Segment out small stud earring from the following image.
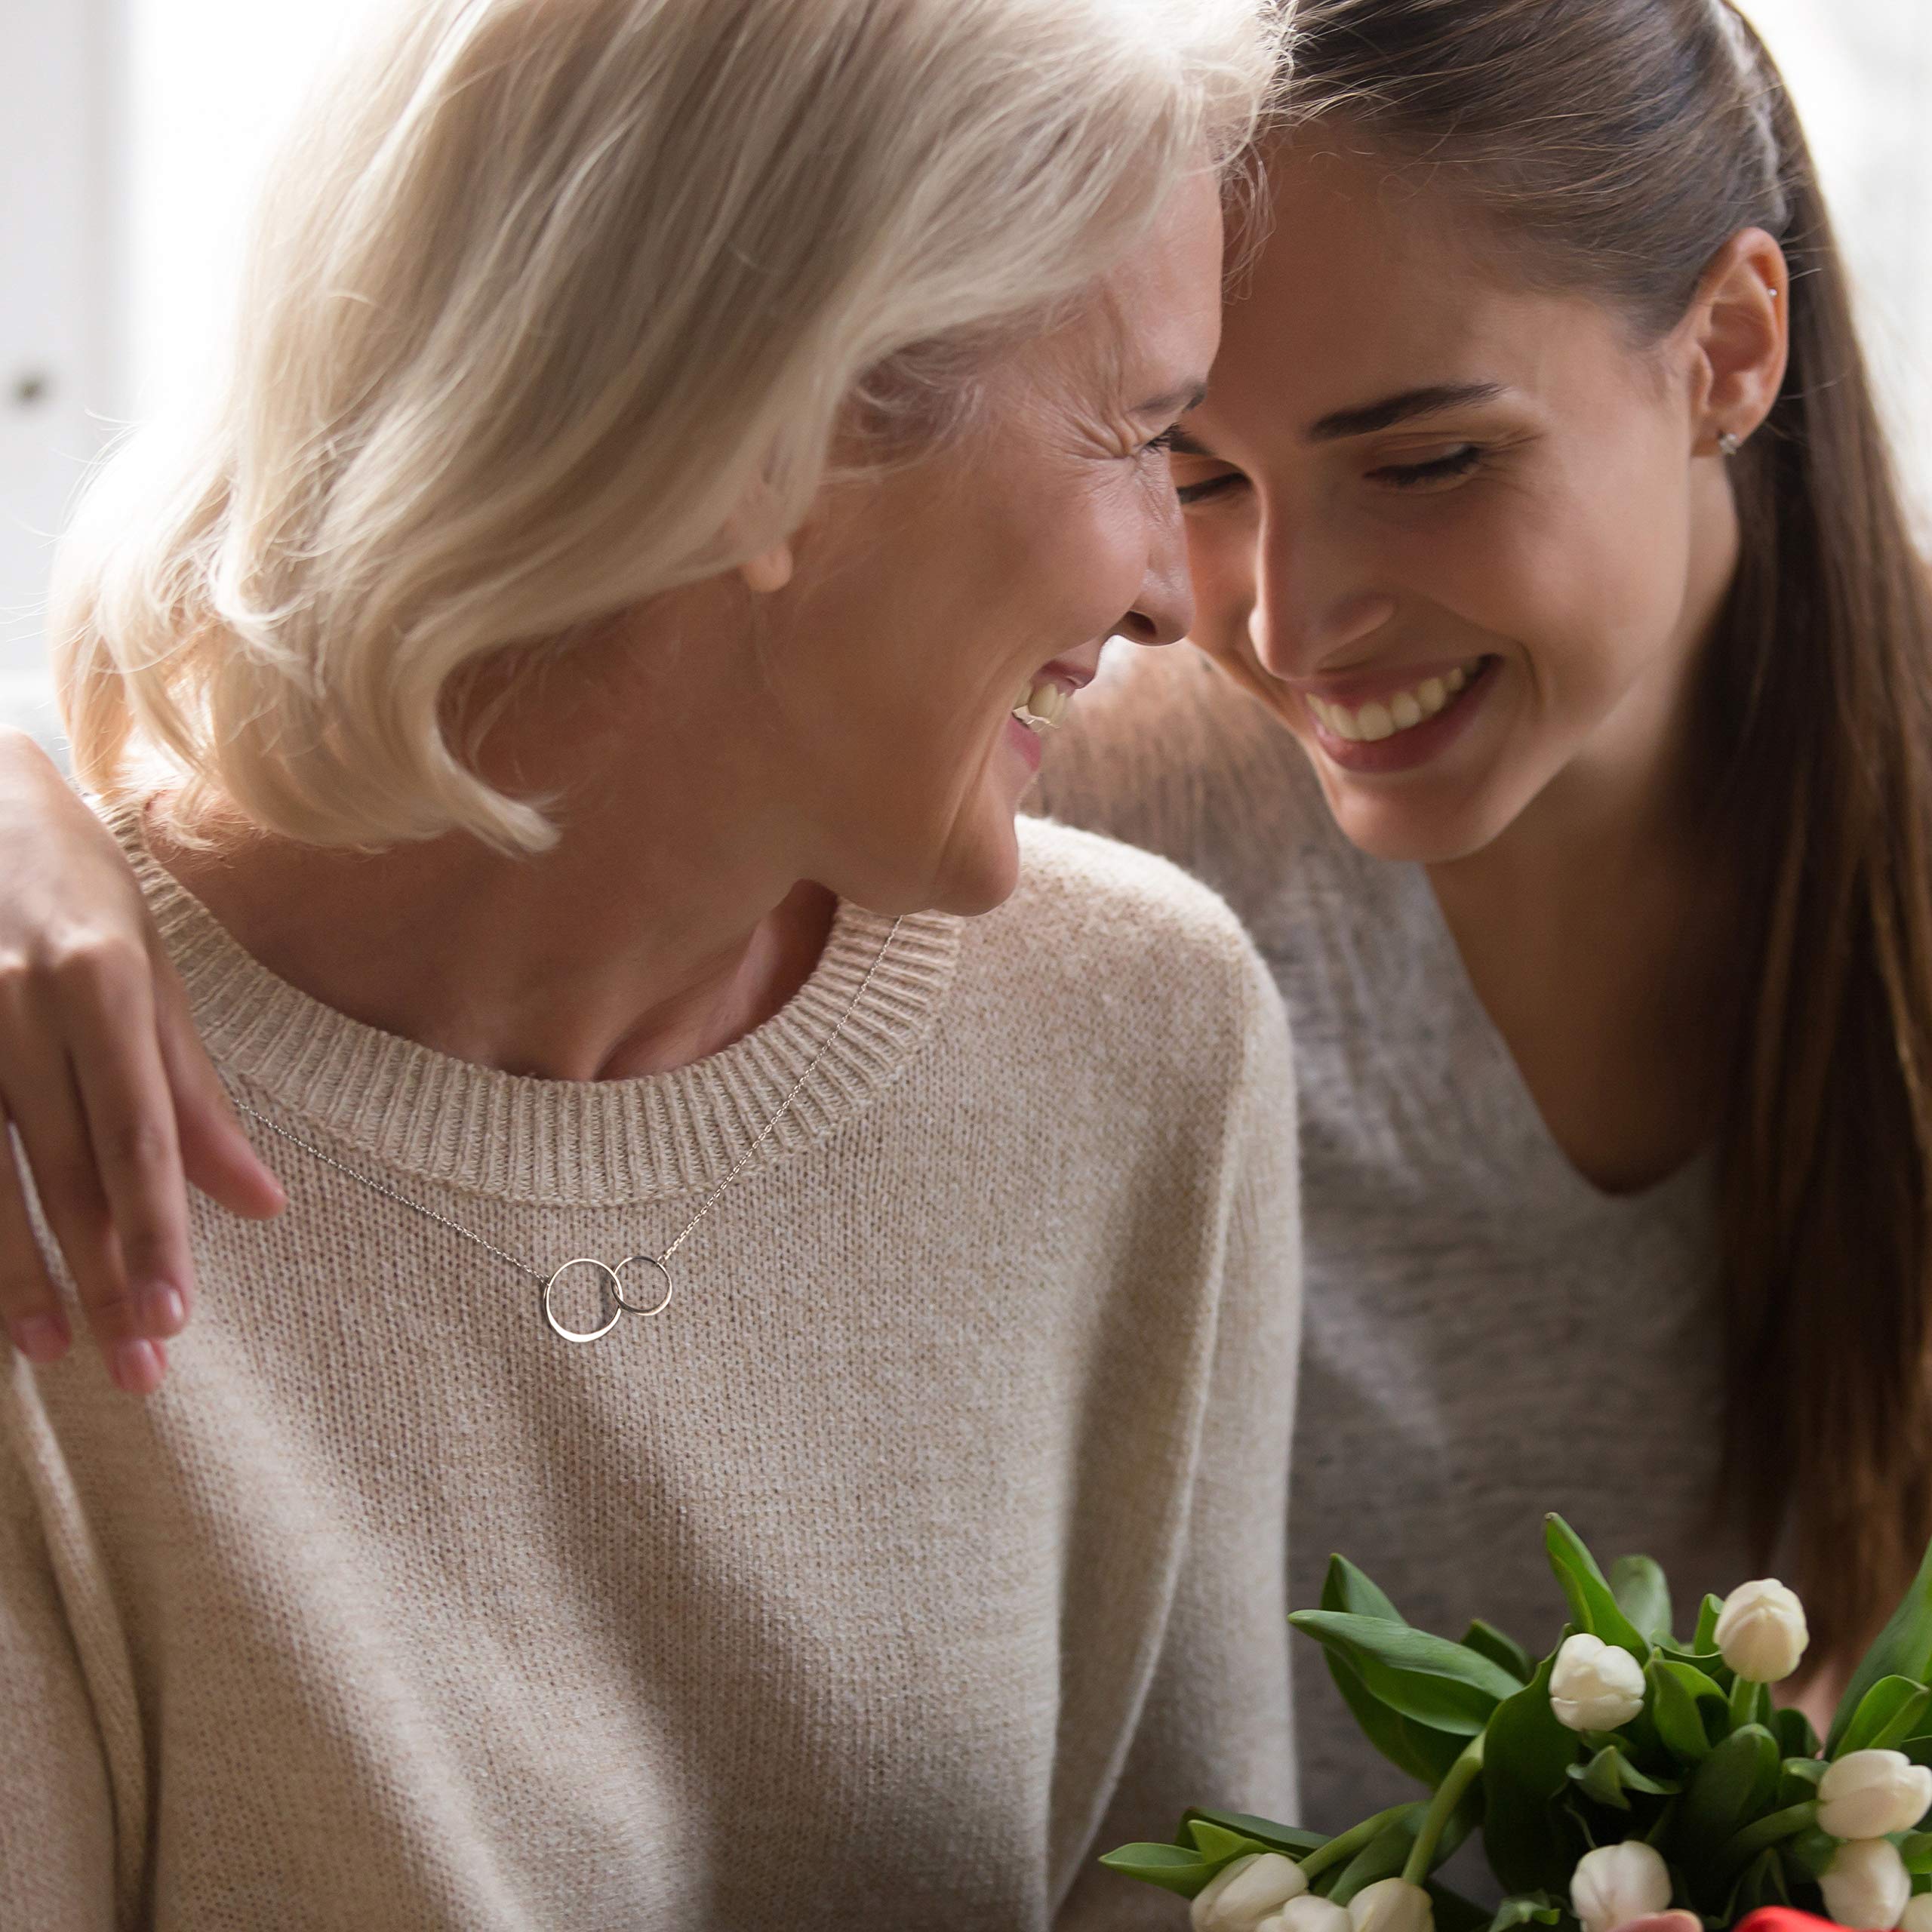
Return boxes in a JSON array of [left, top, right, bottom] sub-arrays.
[[1718, 431, 1743, 459]]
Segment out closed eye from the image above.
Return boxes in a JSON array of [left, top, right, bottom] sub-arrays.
[[1174, 469, 1247, 508], [1370, 445, 1485, 491]]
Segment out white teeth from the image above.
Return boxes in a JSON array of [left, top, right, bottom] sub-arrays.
[[1309, 658, 1485, 748], [1013, 677, 1072, 733]]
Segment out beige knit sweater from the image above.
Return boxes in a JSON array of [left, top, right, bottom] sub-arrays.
[[0, 811, 1301, 1931]]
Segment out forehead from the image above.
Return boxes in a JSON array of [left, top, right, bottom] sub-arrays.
[[1205, 136, 1631, 430]]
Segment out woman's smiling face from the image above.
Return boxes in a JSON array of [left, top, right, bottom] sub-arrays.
[[1171, 135, 1780, 865]]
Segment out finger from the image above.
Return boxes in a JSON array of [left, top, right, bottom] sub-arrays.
[[0, 1113, 72, 1366], [1, 1034, 159, 1395], [152, 954, 285, 1221], [60, 955, 197, 1341]]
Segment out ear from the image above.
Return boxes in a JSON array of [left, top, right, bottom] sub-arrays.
[[1684, 227, 1790, 457], [739, 543, 795, 596]]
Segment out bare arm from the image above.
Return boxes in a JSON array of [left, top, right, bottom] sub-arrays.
[[0, 732, 284, 1392]]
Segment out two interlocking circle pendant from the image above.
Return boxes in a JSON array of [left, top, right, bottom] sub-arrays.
[[543, 1255, 675, 1343]]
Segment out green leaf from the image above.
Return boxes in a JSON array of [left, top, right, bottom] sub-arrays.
[[1901, 1832, 1932, 1876], [1318, 1566, 1471, 1786], [1650, 1657, 1719, 1763], [1291, 1611, 1524, 1736], [1611, 1556, 1676, 1644], [1830, 1533, 1932, 1755], [1485, 1896, 1564, 1932], [1778, 1757, 1827, 1807], [1180, 1810, 1328, 1861], [1773, 1706, 1824, 1761], [1324, 1554, 1411, 1625], [1186, 1820, 1275, 1864], [1786, 1826, 1839, 1881], [1679, 1723, 1781, 1850], [1483, 1654, 1589, 1897], [1695, 1595, 1727, 1654], [1464, 1620, 1539, 1687], [1836, 1675, 1932, 1756], [1098, 1842, 1222, 1897], [1326, 1807, 1426, 1906], [1545, 1517, 1651, 1660], [1570, 1746, 1682, 1811], [1731, 1846, 1792, 1918]]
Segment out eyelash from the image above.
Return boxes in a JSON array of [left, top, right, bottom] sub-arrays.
[[1140, 428, 1180, 458], [1168, 440, 1493, 509], [1370, 444, 1486, 490]]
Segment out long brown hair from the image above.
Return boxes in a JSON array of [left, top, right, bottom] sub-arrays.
[[1279, 0, 1932, 1660]]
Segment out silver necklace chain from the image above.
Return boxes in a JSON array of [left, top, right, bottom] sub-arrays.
[[231, 915, 903, 1344]]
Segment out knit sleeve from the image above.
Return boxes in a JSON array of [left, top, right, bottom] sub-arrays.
[[1054, 944, 1303, 1929], [0, 1379, 118, 1931]]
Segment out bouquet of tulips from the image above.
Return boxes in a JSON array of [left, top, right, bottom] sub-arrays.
[[1106, 1517, 1932, 1932]]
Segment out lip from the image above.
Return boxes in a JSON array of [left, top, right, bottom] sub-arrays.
[[1304, 655, 1500, 776], [1033, 656, 1099, 695], [1004, 712, 1045, 771]]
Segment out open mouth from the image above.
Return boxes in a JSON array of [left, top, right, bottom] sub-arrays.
[[1011, 675, 1075, 736], [1306, 656, 1491, 744]]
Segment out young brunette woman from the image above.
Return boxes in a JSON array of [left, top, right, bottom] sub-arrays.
[[1041, 0, 1932, 1836], [0, 0, 1305, 1922], [1, 0, 1925, 1865]]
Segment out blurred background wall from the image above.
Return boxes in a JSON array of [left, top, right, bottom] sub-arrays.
[[3, 0, 1929, 745]]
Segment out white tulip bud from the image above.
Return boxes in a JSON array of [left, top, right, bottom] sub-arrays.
[[1820, 1751, 1932, 1841], [1193, 1854, 1309, 1932], [1263, 1896, 1354, 1932], [1347, 1878, 1435, 1932], [1821, 1840, 1913, 1930], [1898, 1894, 1932, 1932], [1713, 1578, 1810, 1684], [1550, 1633, 1647, 1732], [1570, 1840, 1674, 1932]]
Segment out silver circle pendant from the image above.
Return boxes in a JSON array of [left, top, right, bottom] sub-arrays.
[[543, 1258, 624, 1344], [614, 1254, 675, 1318]]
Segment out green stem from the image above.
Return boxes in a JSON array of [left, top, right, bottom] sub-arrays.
[[1300, 1805, 1423, 1883], [1403, 1734, 1487, 1887], [1728, 1675, 1765, 1730], [1711, 1800, 1820, 1884]]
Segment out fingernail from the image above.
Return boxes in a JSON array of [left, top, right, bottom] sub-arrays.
[[10, 1313, 71, 1365], [144, 1284, 186, 1335], [112, 1339, 165, 1395]]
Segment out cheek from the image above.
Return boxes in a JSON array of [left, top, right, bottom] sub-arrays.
[[1420, 458, 1695, 710], [1181, 515, 1260, 651]]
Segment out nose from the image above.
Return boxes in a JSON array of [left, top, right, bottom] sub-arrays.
[[1112, 486, 1195, 650], [1247, 513, 1395, 678]]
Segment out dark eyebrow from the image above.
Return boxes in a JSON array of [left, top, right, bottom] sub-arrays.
[[1310, 383, 1506, 442], [1136, 381, 1211, 420]]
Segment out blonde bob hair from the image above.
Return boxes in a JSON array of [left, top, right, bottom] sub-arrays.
[[55, 0, 1281, 851]]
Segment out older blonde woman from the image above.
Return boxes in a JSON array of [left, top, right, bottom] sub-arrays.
[[0, 2, 1300, 1925]]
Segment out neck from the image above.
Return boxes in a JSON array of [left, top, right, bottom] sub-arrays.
[[152, 804, 839, 1084]]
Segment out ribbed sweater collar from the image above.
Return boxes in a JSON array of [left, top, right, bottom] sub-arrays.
[[112, 804, 961, 1208]]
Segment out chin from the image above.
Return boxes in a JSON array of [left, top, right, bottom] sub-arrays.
[[1321, 777, 1527, 868], [930, 837, 1025, 918]]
